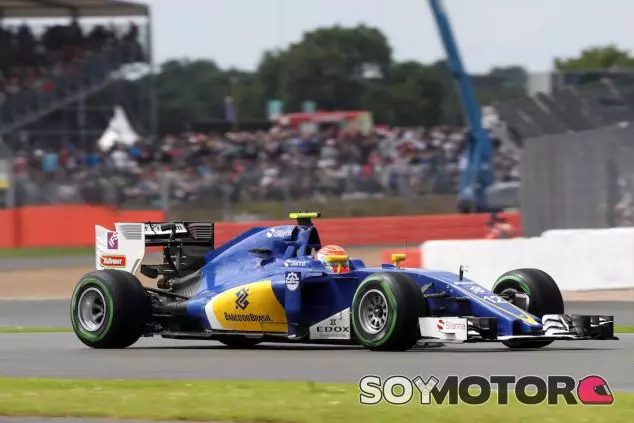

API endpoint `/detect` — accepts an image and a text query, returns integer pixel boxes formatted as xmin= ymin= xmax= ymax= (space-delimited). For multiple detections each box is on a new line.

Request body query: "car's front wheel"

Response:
xmin=492 ymin=268 xmax=564 ymax=349
xmin=70 ymin=270 xmax=151 ymax=349
xmin=351 ymin=272 xmax=428 ymax=351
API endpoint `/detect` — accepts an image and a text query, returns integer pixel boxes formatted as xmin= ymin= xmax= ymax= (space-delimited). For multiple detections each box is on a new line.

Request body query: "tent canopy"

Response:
xmin=0 ymin=0 xmax=148 ymax=19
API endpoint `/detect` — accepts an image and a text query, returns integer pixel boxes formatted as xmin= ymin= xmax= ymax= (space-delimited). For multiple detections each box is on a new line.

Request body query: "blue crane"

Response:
xmin=428 ymin=0 xmax=496 ymax=212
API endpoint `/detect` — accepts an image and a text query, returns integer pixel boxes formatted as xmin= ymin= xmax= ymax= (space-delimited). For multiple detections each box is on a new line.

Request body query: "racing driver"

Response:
xmin=316 ymin=244 xmax=350 ymax=273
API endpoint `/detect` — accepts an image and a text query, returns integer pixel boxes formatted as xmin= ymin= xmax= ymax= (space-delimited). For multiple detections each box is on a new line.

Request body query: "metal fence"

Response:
xmin=520 ymin=124 xmax=634 ymax=237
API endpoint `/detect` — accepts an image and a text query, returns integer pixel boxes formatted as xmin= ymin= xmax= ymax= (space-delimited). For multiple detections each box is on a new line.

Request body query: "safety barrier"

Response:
xmin=215 ymin=212 xmax=522 ymax=246
xmin=0 ymin=205 xmax=521 ymax=249
xmin=0 ymin=206 xmax=166 ymax=248
xmin=420 ymin=227 xmax=634 ymax=291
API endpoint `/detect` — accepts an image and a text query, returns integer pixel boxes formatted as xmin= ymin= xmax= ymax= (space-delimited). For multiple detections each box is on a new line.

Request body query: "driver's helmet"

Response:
xmin=316 ymin=244 xmax=350 ymax=273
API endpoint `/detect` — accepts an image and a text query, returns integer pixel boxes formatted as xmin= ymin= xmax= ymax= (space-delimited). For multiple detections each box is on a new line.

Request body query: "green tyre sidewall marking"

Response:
xmin=351 ymin=275 xmax=399 ymax=347
xmin=493 ymin=274 xmax=532 ymax=296
xmin=70 ymin=277 xmax=114 ymax=342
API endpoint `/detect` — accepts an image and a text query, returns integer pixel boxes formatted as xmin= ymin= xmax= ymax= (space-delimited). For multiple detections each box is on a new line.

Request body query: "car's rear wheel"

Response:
xmin=351 ymin=272 xmax=428 ymax=351
xmin=70 ymin=270 xmax=150 ymax=349
xmin=492 ymin=268 xmax=564 ymax=349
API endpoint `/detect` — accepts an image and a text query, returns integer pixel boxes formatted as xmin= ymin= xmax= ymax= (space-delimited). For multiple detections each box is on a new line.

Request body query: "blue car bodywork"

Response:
xmin=138 ymin=215 xmax=567 ymax=344
xmin=182 ymin=221 xmax=539 ymax=339
xmin=89 ymin=213 xmax=616 ymax=348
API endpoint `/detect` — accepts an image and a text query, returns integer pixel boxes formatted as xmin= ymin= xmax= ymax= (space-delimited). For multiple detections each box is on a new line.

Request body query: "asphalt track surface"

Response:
xmin=0 ymin=255 xmax=93 ymax=271
xmin=0 ymin=331 xmax=631 ymax=388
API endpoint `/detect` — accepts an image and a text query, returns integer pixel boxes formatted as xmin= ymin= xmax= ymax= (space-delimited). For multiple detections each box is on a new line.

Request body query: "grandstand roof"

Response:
xmin=0 ymin=0 xmax=148 ymax=19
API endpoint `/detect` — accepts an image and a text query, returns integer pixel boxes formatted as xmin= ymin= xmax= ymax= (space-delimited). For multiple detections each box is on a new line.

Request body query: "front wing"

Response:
xmin=419 ymin=314 xmax=617 ymax=343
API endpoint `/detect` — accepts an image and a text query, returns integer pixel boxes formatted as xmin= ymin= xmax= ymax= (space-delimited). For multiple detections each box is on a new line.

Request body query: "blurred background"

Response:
xmin=2 ymin=0 xmax=634 ymax=238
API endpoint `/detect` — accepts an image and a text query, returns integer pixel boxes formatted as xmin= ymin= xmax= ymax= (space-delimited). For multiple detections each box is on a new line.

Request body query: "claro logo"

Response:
xmin=100 ymin=255 xmax=127 ymax=268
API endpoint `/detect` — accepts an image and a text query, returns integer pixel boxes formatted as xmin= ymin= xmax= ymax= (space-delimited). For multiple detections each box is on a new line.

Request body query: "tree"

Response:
xmin=256 ymin=24 xmax=393 ymax=112
xmin=155 ymin=59 xmax=225 ymax=124
xmin=555 ymin=45 xmax=634 ymax=70
xmin=153 ymin=59 xmax=266 ymax=125
xmin=149 ymin=24 xmax=532 ymax=128
xmin=362 ymin=61 xmax=445 ymax=126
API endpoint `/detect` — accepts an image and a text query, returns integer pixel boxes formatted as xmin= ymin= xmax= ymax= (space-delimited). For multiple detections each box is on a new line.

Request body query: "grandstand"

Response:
xmin=488 ymin=71 xmax=634 ymax=236
xmin=0 ymin=0 xmax=154 ymax=150
xmin=492 ymin=71 xmax=634 ymax=141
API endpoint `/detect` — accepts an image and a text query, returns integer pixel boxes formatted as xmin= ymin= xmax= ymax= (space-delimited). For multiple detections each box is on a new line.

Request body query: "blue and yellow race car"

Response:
xmin=70 ymin=212 xmax=617 ymax=351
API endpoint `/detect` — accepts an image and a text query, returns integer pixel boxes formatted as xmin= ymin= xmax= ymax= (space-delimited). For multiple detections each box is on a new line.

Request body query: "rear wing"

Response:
xmin=143 ymin=222 xmax=214 ymax=247
xmin=95 ymin=221 xmax=214 ymax=274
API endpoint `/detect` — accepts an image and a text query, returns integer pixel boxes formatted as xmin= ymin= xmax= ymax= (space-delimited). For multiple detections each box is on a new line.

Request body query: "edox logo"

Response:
xmin=235 ymin=288 xmax=250 ymax=310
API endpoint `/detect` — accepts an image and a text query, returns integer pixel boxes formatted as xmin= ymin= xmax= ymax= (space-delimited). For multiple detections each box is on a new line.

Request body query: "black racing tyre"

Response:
xmin=217 ymin=336 xmax=262 ymax=349
xmin=492 ymin=268 xmax=564 ymax=349
xmin=70 ymin=270 xmax=151 ymax=349
xmin=351 ymin=272 xmax=428 ymax=351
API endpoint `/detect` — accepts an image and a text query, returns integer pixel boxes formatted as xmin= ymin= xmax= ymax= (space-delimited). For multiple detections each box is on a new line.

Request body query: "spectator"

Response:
xmin=485 ymin=213 xmax=516 ymax=239
xmin=7 ymin=124 xmax=520 ymax=209
xmin=0 ymin=19 xmax=143 ymax=101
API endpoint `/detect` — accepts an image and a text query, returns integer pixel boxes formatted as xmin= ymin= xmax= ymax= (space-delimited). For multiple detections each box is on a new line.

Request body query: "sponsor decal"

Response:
xmin=235 ymin=288 xmax=250 ymax=310
xmin=310 ymin=308 xmax=351 ymax=340
xmin=207 ymin=281 xmax=288 ymax=333
xmin=100 ymin=255 xmax=126 ymax=268
xmin=468 ymin=285 xmax=486 ymax=294
xmin=316 ymin=324 xmax=350 ymax=335
xmin=284 ymin=259 xmax=309 ymax=267
xmin=106 ymin=231 xmax=119 ymax=250
xmin=483 ymin=295 xmax=505 ymax=304
xmin=437 ymin=318 xmax=466 ymax=332
xmin=266 ymin=227 xmax=294 ymax=238
xmin=285 ymin=271 xmax=300 ymax=291
xmin=420 ymin=317 xmax=468 ymax=341
xmin=452 ymin=283 xmax=539 ymax=326
xmin=359 ymin=374 xmax=614 ymax=406
xmin=224 ymin=312 xmax=273 ymax=322
xmin=145 ymin=223 xmax=187 ymax=235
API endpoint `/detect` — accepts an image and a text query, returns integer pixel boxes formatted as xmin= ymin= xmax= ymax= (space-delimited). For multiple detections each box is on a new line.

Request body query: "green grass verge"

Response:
xmin=615 ymin=325 xmax=634 ymax=333
xmin=0 ymin=326 xmax=72 ymax=334
xmin=0 ymin=377 xmax=630 ymax=423
xmin=0 ymin=246 xmax=93 ymax=258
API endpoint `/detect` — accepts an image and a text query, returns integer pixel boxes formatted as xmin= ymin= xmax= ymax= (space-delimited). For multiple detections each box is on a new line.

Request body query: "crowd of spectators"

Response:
xmin=0 ymin=20 xmax=520 ymax=212
xmin=6 ymin=126 xmax=521 ymax=209
xmin=0 ymin=19 xmax=141 ymax=106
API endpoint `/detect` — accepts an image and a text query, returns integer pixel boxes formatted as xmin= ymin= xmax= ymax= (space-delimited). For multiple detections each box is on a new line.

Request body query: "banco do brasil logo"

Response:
xmin=235 ymin=288 xmax=250 ymax=310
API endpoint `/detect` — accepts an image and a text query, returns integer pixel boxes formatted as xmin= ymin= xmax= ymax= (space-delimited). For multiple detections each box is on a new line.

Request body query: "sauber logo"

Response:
xmin=437 ymin=319 xmax=467 ymax=331
xmin=100 ymin=255 xmax=126 ymax=268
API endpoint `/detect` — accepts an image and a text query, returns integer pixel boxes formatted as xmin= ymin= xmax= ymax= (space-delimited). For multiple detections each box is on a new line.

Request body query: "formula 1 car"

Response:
xmin=70 ymin=212 xmax=618 ymax=351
